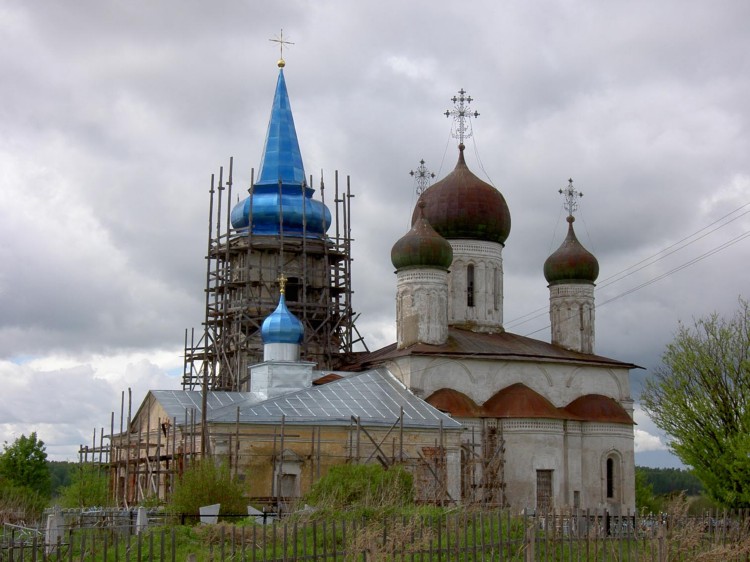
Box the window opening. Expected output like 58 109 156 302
467 264 475 307
536 469 553 512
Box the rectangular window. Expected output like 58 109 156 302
467 265 475 307
536 470 553 512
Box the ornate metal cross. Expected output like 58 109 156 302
445 88 479 146
559 178 583 217
410 159 436 195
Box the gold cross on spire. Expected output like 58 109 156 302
277 273 288 295
269 29 294 68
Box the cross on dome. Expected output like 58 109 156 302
559 178 583 217
444 88 480 146
278 272 288 294
410 159 436 195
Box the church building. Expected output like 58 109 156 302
107 55 636 514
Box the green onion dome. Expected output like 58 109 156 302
544 216 599 284
391 202 453 270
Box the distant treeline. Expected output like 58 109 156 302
637 466 703 496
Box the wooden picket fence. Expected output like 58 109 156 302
2 508 750 561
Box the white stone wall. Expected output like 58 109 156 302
387 354 635 512
447 240 504 331
549 283 596 354
396 269 449 348
398 355 631 406
578 423 635 513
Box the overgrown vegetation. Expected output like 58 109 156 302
302 464 414 517
56 463 113 508
168 459 247 517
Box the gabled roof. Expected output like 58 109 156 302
350 327 639 370
145 390 254 422
144 368 460 430
210 367 461 428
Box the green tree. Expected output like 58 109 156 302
57 464 112 508
634 468 660 514
0 432 51 497
641 298 750 508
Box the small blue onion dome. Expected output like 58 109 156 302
230 67 331 239
544 216 599 284
391 202 453 270
261 293 304 344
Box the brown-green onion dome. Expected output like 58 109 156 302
413 144 511 245
543 216 599 284
391 202 453 270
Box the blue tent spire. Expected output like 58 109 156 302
230 64 331 238
256 69 306 188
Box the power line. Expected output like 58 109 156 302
505 202 750 332
521 227 750 337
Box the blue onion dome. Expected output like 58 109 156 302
543 216 599 284
230 67 332 238
261 292 304 344
391 202 453 270
414 144 511 245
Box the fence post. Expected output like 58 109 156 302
525 522 535 562
657 523 667 562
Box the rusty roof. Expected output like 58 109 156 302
425 383 634 424
482 383 570 419
415 146 511 245
312 373 343 385
564 394 635 424
425 388 481 417
349 327 639 370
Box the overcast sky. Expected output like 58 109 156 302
1 1 748 466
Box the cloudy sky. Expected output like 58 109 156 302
1 1 748 466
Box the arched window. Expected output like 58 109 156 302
606 458 614 498
467 265 475 307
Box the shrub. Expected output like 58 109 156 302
169 459 247 518
56 463 112 508
304 464 414 515
0 483 48 524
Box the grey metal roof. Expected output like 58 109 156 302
148 368 461 430
213 367 460 428
148 390 255 421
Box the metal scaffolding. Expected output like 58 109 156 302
182 157 367 392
